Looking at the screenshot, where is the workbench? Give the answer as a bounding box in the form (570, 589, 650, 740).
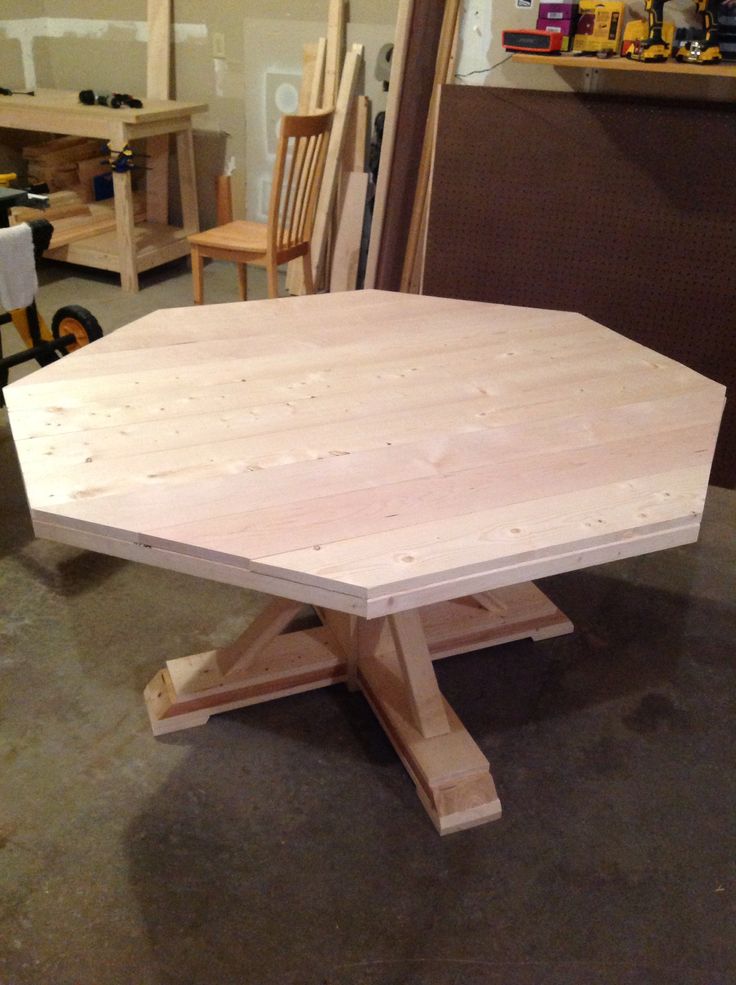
(0, 89, 207, 292)
(4, 290, 725, 834)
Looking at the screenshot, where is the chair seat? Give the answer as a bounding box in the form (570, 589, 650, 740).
(188, 220, 268, 255)
(189, 109, 332, 304)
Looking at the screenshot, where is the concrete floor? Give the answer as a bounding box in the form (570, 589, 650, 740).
(1, 259, 734, 985)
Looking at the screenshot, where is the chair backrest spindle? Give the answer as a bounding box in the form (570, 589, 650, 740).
(268, 110, 333, 259)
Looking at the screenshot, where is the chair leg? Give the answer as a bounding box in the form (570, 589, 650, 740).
(192, 246, 204, 305)
(267, 261, 280, 299)
(301, 249, 315, 295)
(237, 263, 248, 302)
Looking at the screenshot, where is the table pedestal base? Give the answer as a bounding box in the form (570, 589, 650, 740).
(144, 582, 573, 834)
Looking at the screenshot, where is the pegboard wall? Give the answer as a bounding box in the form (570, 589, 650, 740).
(424, 86, 735, 488)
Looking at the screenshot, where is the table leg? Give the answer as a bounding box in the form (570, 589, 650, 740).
(357, 628, 501, 835)
(388, 610, 450, 738)
(112, 167, 138, 293)
(144, 582, 573, 833)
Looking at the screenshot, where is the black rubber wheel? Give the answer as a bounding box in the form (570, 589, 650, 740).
(51, 305, 103, 355)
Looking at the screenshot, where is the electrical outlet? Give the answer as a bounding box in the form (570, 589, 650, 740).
(212, 32, 226, 59)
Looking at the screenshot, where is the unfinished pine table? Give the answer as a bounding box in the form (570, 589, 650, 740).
(0, 89, 206, 292)
(5, 290, 725, 834)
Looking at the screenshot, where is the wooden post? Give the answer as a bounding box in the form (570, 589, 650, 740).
(146, 0, 171, 225)
(388, 610, 451, 739)
(311, 44, 364, 290)
(324, 0, 346, 109)
(364, 0, 414, 289)
(400, 0, 462, 293)
(216, 175, 233, 226)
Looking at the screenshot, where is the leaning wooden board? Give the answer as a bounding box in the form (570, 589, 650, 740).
(5, 290, 725, 833)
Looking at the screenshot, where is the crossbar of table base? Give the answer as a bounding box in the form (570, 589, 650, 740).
(144, 582, 573, 833)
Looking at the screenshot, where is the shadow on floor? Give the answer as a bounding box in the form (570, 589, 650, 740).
(120, 561, 735, 985)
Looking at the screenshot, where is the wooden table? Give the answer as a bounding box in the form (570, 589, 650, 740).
(0, 89, 206, 292)
(4, 290, 725, 833)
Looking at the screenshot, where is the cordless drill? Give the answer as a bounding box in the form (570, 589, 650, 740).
(676, 0, 722, 62)
(79, 89, 143, 109)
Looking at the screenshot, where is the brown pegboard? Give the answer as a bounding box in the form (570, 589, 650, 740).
(424, 86, 735, 488)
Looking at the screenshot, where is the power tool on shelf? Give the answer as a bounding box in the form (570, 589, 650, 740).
(676, 0, 722, 62)
(627, 0, 672, 60)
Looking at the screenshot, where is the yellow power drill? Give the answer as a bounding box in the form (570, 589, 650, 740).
(676, 0, 722, 62)
(628, 0, 671, 60)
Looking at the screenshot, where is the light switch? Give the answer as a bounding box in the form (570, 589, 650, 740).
(212, 32, 226, 59)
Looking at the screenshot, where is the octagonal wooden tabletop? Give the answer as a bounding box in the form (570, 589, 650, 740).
(5, 290, 725, 617)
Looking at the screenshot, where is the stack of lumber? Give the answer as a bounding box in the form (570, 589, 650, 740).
(9, 189, 146, 250)
(17, 134, 147, 250)
(286, 0, 369, 295)
(23, 136, 107, 200)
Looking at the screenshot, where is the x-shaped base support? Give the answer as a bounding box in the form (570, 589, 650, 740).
(144, 583, 573, 834)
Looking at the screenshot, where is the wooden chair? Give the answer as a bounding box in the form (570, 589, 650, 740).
(188, 110, 333, 304)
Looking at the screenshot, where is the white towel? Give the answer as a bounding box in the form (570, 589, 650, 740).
(0, 223, 38, 311)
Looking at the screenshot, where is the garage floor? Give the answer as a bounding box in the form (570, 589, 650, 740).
(1, 259, 734, 985)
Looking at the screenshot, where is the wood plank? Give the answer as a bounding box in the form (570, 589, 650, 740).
(311, 44, 364, 289)
(23, 137, 101, 166)
(146, 625, 346, 735)
(146, 0, 171, 224)
(43, 222, 189, 270)
(0, 89, 207, 134)
(329, 170, 368, 292)
(30, 516, 368, 615)
(361, 520, 700, 619)
(176, 127, 199, 233)
(3, 310, 688, 419)
(250, 465, 711, 599)
(147, 0, 171, 99)
(389, 610, 450, 738)
(167, 596, 305, 689)
(358, 646, 500, 834)
(400, 0, 462, 292)
(10, 202, 91, 224)
(108, 423, 718, 559)
(6, 290, 723, 617)
(11, 350, 713, 510)
(418, 584, 573, 656)
(311, 37, 327, 110)
(353, 615, 385, 691)
(28, 292, 604, 380)
(298, 42, 318, 113)
(324, 0, 346, 109)
(364, 0, 413, 289)
(511, 52, 736, 77)
(0, 292, 598, 384)
(352, 95, 369, 172)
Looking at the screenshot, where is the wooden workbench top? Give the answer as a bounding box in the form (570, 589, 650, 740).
(5, 290, 725, 616)
(0, 88, 207, 127)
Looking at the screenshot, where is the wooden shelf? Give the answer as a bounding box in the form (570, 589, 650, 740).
(511, 53, 736, 78)
(45, 222, 190, 273)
